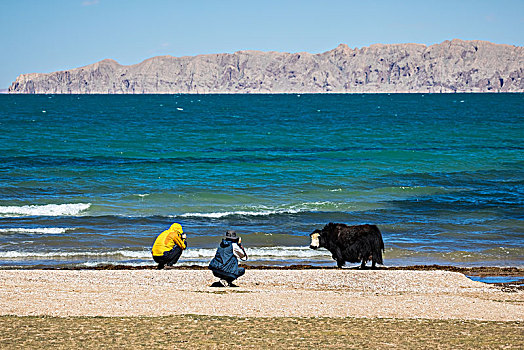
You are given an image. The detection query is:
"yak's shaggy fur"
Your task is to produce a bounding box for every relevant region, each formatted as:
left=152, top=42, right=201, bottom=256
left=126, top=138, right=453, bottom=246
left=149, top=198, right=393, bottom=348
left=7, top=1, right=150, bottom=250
left=310, top=223, right=384, bottom=268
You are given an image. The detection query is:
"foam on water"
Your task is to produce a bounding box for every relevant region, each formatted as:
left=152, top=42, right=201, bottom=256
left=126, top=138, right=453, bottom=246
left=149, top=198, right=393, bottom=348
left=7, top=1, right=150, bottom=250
left=0, top=203, right=91, bottom=217
left=0, top=251, right=117, bottom=258
left=0, top=246, right=330, bottom=260
left=81, top=261, right=156, bottom=268
left=1, top=246, right=522, bottom=268
left=183, top=246, right=329, bottom=259
left=179, top=209, right=302, bottom=218
left=0, top=228, right=73, bottom=235
left=177, top=202, right=360, bottom=218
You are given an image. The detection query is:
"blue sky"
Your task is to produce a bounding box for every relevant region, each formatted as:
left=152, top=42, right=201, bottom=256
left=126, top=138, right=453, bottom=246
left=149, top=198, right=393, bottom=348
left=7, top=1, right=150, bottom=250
left=1, top=0, right=523, bottom=88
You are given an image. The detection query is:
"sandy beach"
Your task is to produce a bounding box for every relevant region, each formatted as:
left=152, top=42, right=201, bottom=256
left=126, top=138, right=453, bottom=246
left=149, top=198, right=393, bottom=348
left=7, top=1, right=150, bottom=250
left=1, top=269, right=522, bottom=321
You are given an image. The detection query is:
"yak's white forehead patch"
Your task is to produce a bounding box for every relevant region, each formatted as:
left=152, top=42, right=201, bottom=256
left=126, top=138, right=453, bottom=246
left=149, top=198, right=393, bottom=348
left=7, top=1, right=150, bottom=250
left=310, top=232, right=320, bottom=248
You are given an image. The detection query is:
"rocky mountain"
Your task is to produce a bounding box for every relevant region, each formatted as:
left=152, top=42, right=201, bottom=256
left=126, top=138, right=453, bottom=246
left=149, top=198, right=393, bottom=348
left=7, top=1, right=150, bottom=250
left=8, top=39, right=524, bottom=93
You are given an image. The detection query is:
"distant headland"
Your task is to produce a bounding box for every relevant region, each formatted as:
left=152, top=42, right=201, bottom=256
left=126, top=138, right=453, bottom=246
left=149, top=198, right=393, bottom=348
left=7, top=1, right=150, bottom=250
left=8, top=39, right=523, bottom=94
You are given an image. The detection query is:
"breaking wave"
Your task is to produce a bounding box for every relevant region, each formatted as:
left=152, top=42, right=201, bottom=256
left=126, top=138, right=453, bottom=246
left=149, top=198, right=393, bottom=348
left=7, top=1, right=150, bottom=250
left=0, top=246, right=330, bottom=260
left=0, top=250, right=148, bottom=259
left=0, top=228, right=73, bottom=235
left=0, top=203, right=91, bottom=217
left=177, top=202, right=358, bottom=218
left=178, top=209, right=303, bottom=218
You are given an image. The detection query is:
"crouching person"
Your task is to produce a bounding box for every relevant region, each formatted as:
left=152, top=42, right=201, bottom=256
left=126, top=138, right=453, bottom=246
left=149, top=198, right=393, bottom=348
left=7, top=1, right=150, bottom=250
left=152, top=223, right=187, bottom=270
left=208, top=230, right=247, bottom=287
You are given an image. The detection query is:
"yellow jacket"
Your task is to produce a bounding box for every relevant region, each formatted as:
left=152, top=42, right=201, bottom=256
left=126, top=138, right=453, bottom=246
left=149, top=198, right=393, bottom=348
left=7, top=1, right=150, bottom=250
left=152, top=223, right=186, bottom=256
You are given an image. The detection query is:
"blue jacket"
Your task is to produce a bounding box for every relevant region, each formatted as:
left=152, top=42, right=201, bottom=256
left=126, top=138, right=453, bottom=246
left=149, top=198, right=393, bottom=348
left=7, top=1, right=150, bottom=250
left=208, top=239, right=245, bottom=279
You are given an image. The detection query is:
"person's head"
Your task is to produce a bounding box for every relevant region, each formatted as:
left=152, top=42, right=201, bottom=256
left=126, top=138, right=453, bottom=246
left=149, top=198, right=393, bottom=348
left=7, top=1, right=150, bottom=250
left=169, top=223, right=183, bottom=235
left=224, top=230, right=240, bottom=242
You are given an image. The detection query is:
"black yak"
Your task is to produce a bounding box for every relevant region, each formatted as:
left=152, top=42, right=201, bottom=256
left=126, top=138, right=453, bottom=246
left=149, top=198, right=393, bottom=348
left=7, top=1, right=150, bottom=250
left=309, top=223, right=384, bottom=268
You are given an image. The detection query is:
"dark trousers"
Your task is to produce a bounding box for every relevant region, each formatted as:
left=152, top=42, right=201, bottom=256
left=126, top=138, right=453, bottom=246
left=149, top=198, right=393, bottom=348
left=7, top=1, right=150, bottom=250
left=211, top=267, right=245, bottom=283
left=153, top=245, right=183, bottom=269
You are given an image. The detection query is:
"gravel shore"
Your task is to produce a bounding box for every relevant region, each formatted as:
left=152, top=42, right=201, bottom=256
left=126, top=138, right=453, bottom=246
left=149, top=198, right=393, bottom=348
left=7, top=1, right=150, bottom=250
left=1, top=269, right=522, bottom=321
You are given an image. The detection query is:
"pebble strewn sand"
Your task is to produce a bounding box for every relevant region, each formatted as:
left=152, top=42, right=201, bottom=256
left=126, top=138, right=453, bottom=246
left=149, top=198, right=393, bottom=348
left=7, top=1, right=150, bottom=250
left=0, top=270, right=522, bottom=321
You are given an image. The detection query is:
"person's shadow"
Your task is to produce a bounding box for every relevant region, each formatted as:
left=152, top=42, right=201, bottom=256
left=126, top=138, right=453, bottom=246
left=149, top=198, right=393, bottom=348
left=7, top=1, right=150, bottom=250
left=210, top=281, right=239, bottom=287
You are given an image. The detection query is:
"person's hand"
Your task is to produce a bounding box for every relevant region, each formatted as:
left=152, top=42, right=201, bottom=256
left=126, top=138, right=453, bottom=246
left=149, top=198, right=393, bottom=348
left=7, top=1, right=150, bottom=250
left=238, top=237, right=241, bottom=244
left=182, top=234, right=186, bottom=239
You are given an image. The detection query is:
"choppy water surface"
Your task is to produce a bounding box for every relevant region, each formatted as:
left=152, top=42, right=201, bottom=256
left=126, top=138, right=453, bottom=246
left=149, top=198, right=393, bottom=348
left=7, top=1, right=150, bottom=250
left=0, top=94, right=522, bottom=268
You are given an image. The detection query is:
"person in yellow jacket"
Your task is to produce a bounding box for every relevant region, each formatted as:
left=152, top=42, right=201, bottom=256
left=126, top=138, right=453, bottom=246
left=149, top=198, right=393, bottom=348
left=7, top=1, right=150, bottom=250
left=152, top=223, right=187, bottom=270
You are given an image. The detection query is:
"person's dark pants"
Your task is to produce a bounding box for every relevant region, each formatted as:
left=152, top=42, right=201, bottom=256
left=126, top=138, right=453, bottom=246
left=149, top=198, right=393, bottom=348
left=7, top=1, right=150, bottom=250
left=153, top=245, right=183, bottom=269
left=211, top=267, right=245, bottom=283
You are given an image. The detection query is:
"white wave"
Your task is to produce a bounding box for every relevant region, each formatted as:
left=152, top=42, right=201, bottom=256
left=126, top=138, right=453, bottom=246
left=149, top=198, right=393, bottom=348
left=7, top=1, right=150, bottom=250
left=183, top=247, right=330, bottom=259
left=0, top=246, right=330, bottom=260
left=245, top=247, right=330, bottom=258
left=0, top=251, right=92, bottom=258
left=0, top=250, right=150, bottom=259
left=176, top=201, right=358, bottom=219
left=81, top=261, right=211, bottom=267
left=177, top=246, right=331, bottom=259
left=0, top=228, right=73, bottom=235
left=81, top=261, right=157, bottom=268
left=114, top=250, right=150, bottom=258
left=178, top=208, right=303, bottom=218
left=177, top=203, right=333, bottom=218
left=0, top=203, right=91, bottom=217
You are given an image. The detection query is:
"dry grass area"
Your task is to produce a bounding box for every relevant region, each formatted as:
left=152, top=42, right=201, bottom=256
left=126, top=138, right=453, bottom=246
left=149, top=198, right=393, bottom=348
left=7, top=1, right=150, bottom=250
left=0, top=315, right=522, bottom=349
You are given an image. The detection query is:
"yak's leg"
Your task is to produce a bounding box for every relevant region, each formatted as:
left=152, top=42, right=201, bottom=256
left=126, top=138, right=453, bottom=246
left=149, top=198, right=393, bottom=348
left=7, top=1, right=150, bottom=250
left=360, top=259, right=366, bottom=269
left=333, top=247, right=345, bottom=268
left=371, top=259, right=377, bottom=269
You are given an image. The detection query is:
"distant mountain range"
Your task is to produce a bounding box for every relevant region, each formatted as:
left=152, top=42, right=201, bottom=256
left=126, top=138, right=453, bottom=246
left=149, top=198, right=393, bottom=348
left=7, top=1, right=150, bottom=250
left=8, top=39, right=523, bottom=94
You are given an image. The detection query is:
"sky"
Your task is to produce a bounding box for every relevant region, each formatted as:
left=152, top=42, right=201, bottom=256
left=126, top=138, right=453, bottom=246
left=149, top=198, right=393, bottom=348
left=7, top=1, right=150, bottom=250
left=1, top=0, right=523, bottom=88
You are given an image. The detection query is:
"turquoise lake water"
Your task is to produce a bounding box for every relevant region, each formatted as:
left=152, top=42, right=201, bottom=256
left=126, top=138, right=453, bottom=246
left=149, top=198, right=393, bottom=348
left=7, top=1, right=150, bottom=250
left=0, top=93, right=522, bottom=268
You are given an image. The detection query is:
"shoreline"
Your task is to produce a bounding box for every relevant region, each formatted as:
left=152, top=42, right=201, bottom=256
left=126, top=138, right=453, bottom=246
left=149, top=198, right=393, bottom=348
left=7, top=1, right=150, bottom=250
left=9, top=263, right=522, bottom=277
left=1, top=268, right=522, bottom=321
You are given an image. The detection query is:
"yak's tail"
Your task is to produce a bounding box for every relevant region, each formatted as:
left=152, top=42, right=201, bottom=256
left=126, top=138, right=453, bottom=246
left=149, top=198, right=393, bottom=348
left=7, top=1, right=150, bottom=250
left=371, top=226, right=384, bottom=265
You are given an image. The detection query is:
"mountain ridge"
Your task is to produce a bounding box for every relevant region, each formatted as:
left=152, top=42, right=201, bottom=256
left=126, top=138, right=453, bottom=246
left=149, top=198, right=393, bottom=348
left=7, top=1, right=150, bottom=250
left=9, top=39, right=524, bottom=93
